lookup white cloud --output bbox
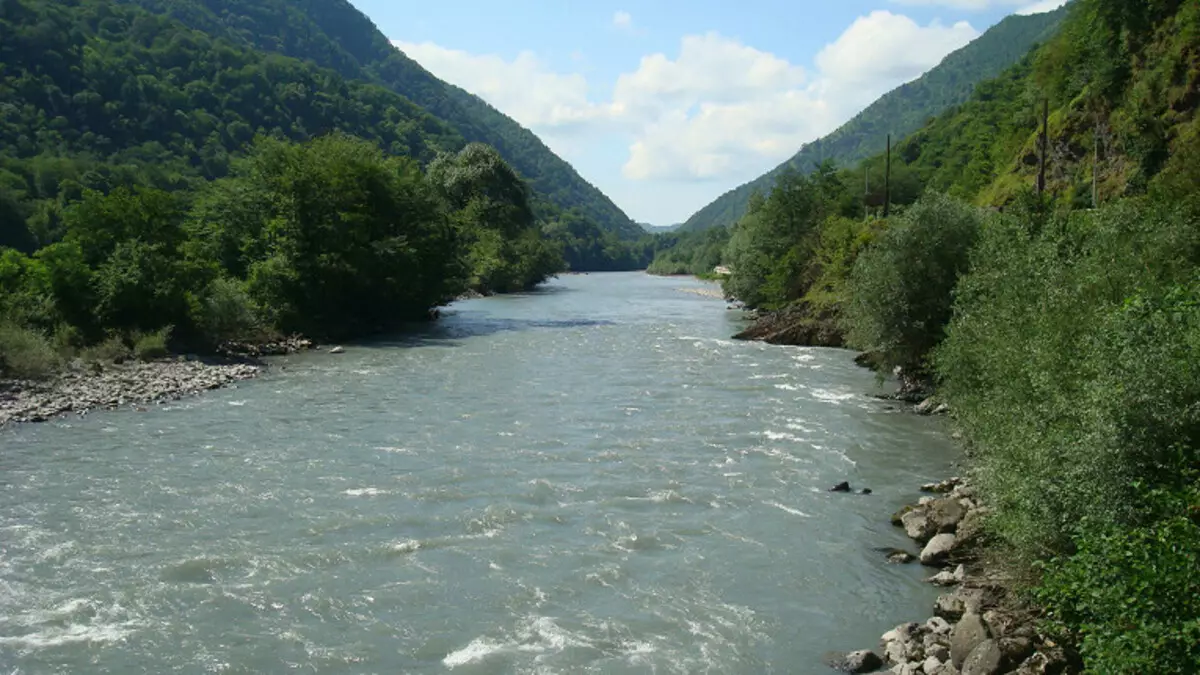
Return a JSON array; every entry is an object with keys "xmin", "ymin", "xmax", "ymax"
[
  {"xmin": 618, "ymin": 14, "xmax": 978, "ymax": 181},
  {"xmin": 613, "ymin": 10, "xmax": 632, "ymax": 30},
  {"xmin": 1015, "ymin": 0, "xmax": 1068, "ymax": 15},
  {"xmin": 392, "ymin": 9, "xmax": 986, "ymax": 216},
  {"xmin": 891, "ymin": 0, "xmax": 1065, "ymax": 11},
  {"xmin": 392, "ymin": 40, "xmax": 619, "ymax": 133}
]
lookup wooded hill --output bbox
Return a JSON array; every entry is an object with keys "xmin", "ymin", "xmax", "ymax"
[
  {"xmin": 124, "ymin": 0, "xmax": 644, "ymax": 240},
  {"xmin": 678, "ymin": 6, "xmax": 1068, "ymax": 233}
]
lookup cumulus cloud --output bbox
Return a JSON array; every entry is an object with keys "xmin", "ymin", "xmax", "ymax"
[
  {"xmin": 393, "ymin": 10, "xmax": 981, "ymax": 183},
  {"xmin": 391, "ymin": 40, "xmax": 619, "ymax": 132},
  {"xmin": 613, "ymin": 10, "xmax": 632, "ymax": 30},
  {"xmin": 891, "ymin": 0, "xmax": 1066, "ymax": 11},
  {"xmin": 1015, "ymin": 0, "xmax": 1069, "ymax": 15}
]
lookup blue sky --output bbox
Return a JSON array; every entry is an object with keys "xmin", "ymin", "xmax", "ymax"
[{"xmin": 351, "ymin": 0, "xmax": 1067, "ymax": 225}]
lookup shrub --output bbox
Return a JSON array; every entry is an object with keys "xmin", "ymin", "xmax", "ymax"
[
  {"xmin": 80, "ymin": 334, "xmax": 131, "ymax": 363},
  {"xmin": 1036, "ymin": 491, "xmax": 1200, "ymax": 674},
  {"xmin": 132, "ymin": 326, "xmax": 172, "ymax": 361},
  {"xmin": 0, "ymin": 321, "xmax": 61, "ymax": 380},
  {"xmin": 194, "ymin": 277, "xmax": 266, "ymax": 343},
  {"xmin": 846, "ymin": 192, "xmax": 983, "ymax": 376}
]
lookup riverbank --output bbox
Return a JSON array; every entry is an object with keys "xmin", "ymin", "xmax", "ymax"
[
  {"xmin": 828, "ymin": 473, "xmax": 1071, "ymax": 675},
  {"xmin": 0, "ymin": 358, "xmax": 265, "ymax": 426}
]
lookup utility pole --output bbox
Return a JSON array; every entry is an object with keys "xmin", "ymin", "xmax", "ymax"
[
  {"xmin": 1092, "ymin": 120, "xmax": 1100, "ymax": 208},
  {"xmin": 883, "ymin": 134, "xmax": 892, "ymax": 218},
  {"xmin": 1037, "ymin": 99, "xmax": 1049, "ymax": 196},
  {"xmin": 864, "ymin": 167, "xmax": 870, "ymax": 221}
]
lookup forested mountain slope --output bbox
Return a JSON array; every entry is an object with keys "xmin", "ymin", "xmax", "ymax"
[
  {"xmin": 122, "ymin": 0, "xmax": 643, "ymax": 240},
  {"xmin": 679, "ymin": 6, "xmax": 1068, "ymax": 233},
  {"xmin": 0, "ymin": 0, "xmax": 465, "ymax": 249}
]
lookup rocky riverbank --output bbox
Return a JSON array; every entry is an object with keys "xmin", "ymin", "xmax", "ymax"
[
  {"xmin": 827, "ymin": 477, "xmax": 1072, "ymax": 675},
  {"xmin": 732, "ymin": 300, "xmax": 845, "ymax": 347},
  {"xmin": 0, "ymin": 358, "xmax": 264, "ymax": 426}
]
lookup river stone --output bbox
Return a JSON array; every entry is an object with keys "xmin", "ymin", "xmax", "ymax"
[
  {"xmin": 920, "ymin": 533, "xmax": 957, "ymax": 565},
  {"xmin": 329, "ymin": 346, "xmax": 346, "ymax": 354},
  {"xmin": 830, "ymin": 481, "xmax": 852, "ymax": 492},
  {"xmin": 925, "ymin": 616, "xmax": 953, "ymax": 635},
  {"xmin": 950, "ymin": 613, "xmax": 991, "ymax": 668},
  {"xmin": 934, "ymin": 593, "xmax": 967, "ymax": 620},
  {"xmin": 825, "ymin": 649, "xmax": 883, "ymax": 673},
  {"xmin": 999, "ymin": 637, "xmax": 1035, "ymax": 664},
  {"xmin": 889, "ymin": 664, "xmax": 920, "ymax": 675},
  {"xmin": 928, "ymin": 570, "xmax": 959, "ymax": 586},
  {"xmin": 961, "ymin": 639, "xmax": 1005, "ymax": 675},
  {"xmin": 928, "ymin": 498, "xmax": 967, "ymax": 533},
  {"xmin": 901, "ymin": 508, "xmax": 936, "ymax": 541},
  {"xmin": 924, "ymin": 656, "xmax": 947, "ymax": 674}
]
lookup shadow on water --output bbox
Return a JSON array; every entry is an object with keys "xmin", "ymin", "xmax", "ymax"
[{"xmin": 359, "ymin": 311, "xmax": 617, "ymax": 350}]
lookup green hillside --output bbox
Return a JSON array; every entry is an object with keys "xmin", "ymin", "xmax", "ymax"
[
  {"xmin": 123, "ymin": 0, "xmax": 643, "ymax": 240},
  {"xmin": 695, "ymin": 0, "xmax": 1200, "ymax": 670},
  {"xmin": 678, "ymin": 6, "xmax": 1068, "ymax": 233}
]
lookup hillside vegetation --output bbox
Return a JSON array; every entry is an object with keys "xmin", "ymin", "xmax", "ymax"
[
  {"xmin": 678, "ymin": 6, "xmax": 1068, "ymax": 233},
  {"xmin": 124, "ymin": 0, "xmax": 643, "ymax": 240},
  {"xmin": 0, "ymin": 0, "xmax": 600, "ymax": 377},
  {"xmin": 699, "ymin": 0, "xmax": 1200, "ymax": 670}
]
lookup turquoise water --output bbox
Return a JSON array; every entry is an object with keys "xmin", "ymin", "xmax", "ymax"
[{"xmin": 0, "ymin": 272, "xmax": 957, "ymax": 673}]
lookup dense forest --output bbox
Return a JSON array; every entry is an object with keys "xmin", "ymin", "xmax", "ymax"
[
  {"xmin": 0, "ymin": 0, "xmax": 665, "ymax": 378},
  {"xmin": 677, "ymin": 6, "xmax": 1067, "ymax": 234},
  {"xmin": 680, "ymin": 0, "xmax": 1199, "ymax": 670},
  {"xmin": 122, "ymin": 0, "xmax": 645, "ymax": 240},
  {"xmin": 0, "ymin": 0, "xmax": 649, "ymax": 264}
]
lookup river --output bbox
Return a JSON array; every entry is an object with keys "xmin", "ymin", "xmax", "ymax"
[{"xmin": 0, "ymin": 272, "xmax": 958, "ymax": 674}]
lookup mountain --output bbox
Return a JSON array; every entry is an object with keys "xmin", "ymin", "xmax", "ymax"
[
  {"xmin": 0, "ymin": 0, "xmax": 467, "ymax": 248},
  {"xmin": 678, "ymin": 5, "xmax": 1069, "ymax": 233},
  {"xmin": 122, "ymin": 0, "xmax": 643, "ymax": 240}
]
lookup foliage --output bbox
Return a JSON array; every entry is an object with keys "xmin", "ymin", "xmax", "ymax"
[
  {"xmin": 0, "ymin": 133, "xmax": 561, "ymax": 367},
  {"xmin": 935, "ymin": 198, "xmax": 1200, "ymax": 671},
  {"xmin": 125, "ymin": 0, "xmax": 642, "ymax": 239},
  {"xmin": 428, "ymin": 143, "xmax": 564, "ymax": 293},
  {"xmin": 199, "ymin": 134, "xmax": 470, "ymax": 338},
  {"xmin": 846, "ymin": 193, "xmax": 982, "ymax": 375},
  {"xmin": 722, "ymin": 165, "xmax": 847, "ymax": 309},
  {"xmin": 0, "ymin": 321, "xmax": 60, "ymax": 379},
  {"xmin": 80, "ymin": 334, "xmax": 131, "ymax": 364},
  {"xmin": 1035, "ymin": 488, "xmax": 1200, "ymax": 675},
  {"xmin": 935, "ymin": 198, "xmax": 1200, "ymax": 552},
  {"xmin": 646, "ymin": 227, "xmax": 730, "ymax": 276},
  {"xmin": 133, "ymin": 326, "xmax": 172, "ymax": 361},
  {"xmin": 679, "ymin": 6, "xmax": 1068, "ymax": 233}
]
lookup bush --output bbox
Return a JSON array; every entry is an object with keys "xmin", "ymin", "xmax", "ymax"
[
  {"xmin": 80, "ymin": 334, "xmax": 131, "ymax": 363},
  {"xmin": 0, "ymin": 321, "xmax": 61, "ymax": 380},
  {"xmin": 132, "ymin": 326, "xmax": 172, "ymax": 361},
  {"xmin": 846, "ymin": 192, "xmax": 983, "ymax": 375},
  {"xmin": 194, "ymin": 277, "xmax": 266, "ymax": 343},
  {"xmin": 1036, "ymin": 492, "xmax": 1200, "ymax": 674},
  {"xmin": 936, "ymin": 197, "xmax": 1200, "ymax": 672}
]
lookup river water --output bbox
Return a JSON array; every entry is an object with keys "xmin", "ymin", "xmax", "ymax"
[{"xmin": 0, "ymin": 272, "xmax": 957, "ymax": 674}]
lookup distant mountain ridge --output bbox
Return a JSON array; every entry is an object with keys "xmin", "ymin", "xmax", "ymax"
[
  {"xmin": 678, "ymin": 5, "xmax": 1069, "ymax": 233},
  {"xmin": 123, "ymin": 0, "xmax": 643, "ymax": 240}
]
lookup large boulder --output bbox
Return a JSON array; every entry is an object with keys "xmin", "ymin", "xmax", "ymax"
[
  {"xmin": 927, "ymin": 498, "xmax": 967, "ymax": 533},
  {"xmin": 961, "ymin": 639, "xmax": 1005, "ymax": 675},
  {"xmin": 920, "ymin": 533, "xmax": 958, "ymax": 565},
  {"xmin": 901, "ymin": 508, "xmax": 937, "ymax": 542},
  {"xmin": 934, "ymin": 593, "xmax": 967, "ymax": 621},
  {"xmin": 950, "ymin": 613, "xmax": 991, "ymax": 669}
]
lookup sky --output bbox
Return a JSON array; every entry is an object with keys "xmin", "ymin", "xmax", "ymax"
[{"xmin": 350, "ymin": 0, "xmax": 1068, "ymax": 225}]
